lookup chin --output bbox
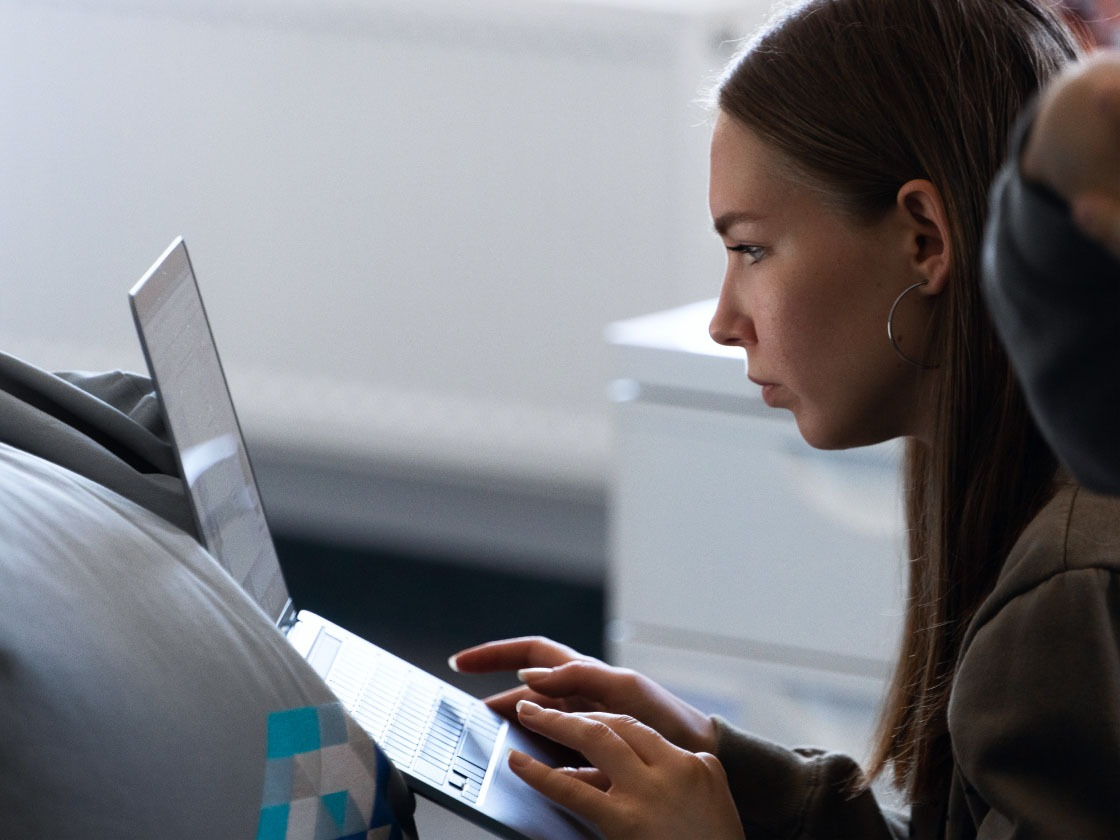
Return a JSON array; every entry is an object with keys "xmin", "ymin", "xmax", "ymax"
[
  {"xmin": 792, "ymin": 415, "xmax": 841, "ymax": 451},
  {"xmin": 794, "ymin": 414, "xmax": 893, "ymax": 452}
]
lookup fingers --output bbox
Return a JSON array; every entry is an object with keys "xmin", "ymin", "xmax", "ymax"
[
  {"xmin": 507, "ymin": 749, "xmax": 613, "ymax": 827},
  {"xmin": 695, "ymin": 751, "xmax": 731, "ymax": 784},
  {"xmin": 507, "ymin": 703, "xmax": 650, "ymax": 828},
  {"xmin": 482, "ymin": 684, "xmax": 556, "ymax": 719},
  {"xmin": 1085, "ymin": 49, "xmax": 1120, "ymax": 111},
  {"xmin": 507, "ymin": 704, "xmax": 746, "ymax": 840},
  {"xmin": 516, "ymin": 660, "xmax": 632, "ymax": 708},
  {"xmin": 1098, "ymin": 77, "xmax": 1120, "ymax": 126},
  {"xmin": 515, "ymin": 701, "xmax": 671, "ymax": 774},
  {"xmin": 1069, "ymin": 56, "xmax": 1120, "ymax": 259},
  {"xmin": 1022, "ymin": 52, "xmax": 1120, "ymax": 202},
  {"xmin": 557, "ymin": 766, "xmax": 611, "ymax": 792},
  {"xmin": 519, "ymin": 662, "xmax": 719, "ymax": 755},
  {"xmin": 1073, "ymin": 194, "xmax": 1120, "ymax": 260},
  {"xmin": 449, "ymin": 636, "xmax": 590, "ymax": 674},
  {"xmin": 515, "ymin": 702, "xmax": 630, "ymax": 776}
]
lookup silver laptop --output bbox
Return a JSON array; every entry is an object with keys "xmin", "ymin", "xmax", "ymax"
[{"xmin": 129, "ymin": 238, "xmax": 599, "ymax": 840}]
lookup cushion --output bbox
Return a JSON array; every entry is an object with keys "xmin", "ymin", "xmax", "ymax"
[{"xmin": 0, "ymin": 442, "xmax": 413, "ymax": 839}]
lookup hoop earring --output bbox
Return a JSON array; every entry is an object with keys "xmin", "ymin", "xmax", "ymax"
[{"xmin": 887, "ymin": 280, "xmax": 939, "ymax": 370}]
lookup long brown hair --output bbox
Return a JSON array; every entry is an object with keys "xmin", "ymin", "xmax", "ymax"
[{"xmin": 716, "ymin": 0, "xmax": 1078, "ymax": 803}]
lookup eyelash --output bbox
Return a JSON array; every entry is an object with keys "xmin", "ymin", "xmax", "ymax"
[{"xmin": 727, "ymin": 244, "xmax": 765, "ymax": 262}]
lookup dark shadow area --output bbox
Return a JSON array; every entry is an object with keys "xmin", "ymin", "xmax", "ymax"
[{"xmin": 275, "ymin": 533, "xmax": 605, "ymax": 698}]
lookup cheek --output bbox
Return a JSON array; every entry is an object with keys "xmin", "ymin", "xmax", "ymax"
[
  {"xmin": 773, "ymin": 287, "xmax": 848, "ymax": 353},
  {"xmin": 770, "ymin": 290, "xmax": 877, "ymax": 397}
]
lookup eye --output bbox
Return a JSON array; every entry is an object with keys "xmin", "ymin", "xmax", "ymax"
[{"xmin": 727, "ymin": 243, "xmax": 765, "ymax": 263}]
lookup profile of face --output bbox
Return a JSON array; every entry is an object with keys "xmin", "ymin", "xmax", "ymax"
[{"xmin": 707, "ymin": 111, "xmax": 950, "ymax": 450}]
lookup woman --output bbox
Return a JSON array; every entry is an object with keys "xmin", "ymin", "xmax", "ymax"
[{"xmin": 452, "ymin": 1, "xmax": 1120, "ymax": 837}]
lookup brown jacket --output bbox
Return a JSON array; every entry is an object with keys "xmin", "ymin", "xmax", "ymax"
[{"xmin": 714, "ymin": 478, "xmax": 1120, "ymax": 838}]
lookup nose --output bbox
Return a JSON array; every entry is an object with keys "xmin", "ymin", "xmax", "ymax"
[{"xmin": 709, "ymin": 279, "xmax": 755, "ymax": 348}]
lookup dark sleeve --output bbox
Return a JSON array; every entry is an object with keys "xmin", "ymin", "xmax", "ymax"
[
  {"xmin": 950, "ymin": 567, "xmax": 1120, "ymax": 838},
  {"xmin": 981, "ymin": 105, "xmax": 1120, "ymax": 495},
  {"xmin": 713, "ymin": 719, "xmax": 908, "ymax": 839}
]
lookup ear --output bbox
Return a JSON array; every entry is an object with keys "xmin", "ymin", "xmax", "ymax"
[{"xmin": 895, "ymin": 179, "xmax": 952, "ymax": 295}]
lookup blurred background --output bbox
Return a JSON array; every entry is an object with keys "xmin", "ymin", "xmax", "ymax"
[
  {"xmin": 0, "ymin": 0, "xmax": 752, "ymax": 583},
  {"xmin": 3, "ymin": 0, "xmax": 1113, "ymax": 835}
]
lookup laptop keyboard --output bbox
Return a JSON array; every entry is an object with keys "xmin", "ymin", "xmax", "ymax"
[{"xmin": 320, "ymin": 634, "xmax": 502, "ymax": 804}]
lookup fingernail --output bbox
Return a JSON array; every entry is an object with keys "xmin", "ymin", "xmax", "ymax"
[
  {"xmin": 516, "ymin": 699, "xmax": 542, "ymax": 717},
  {"xmin": 508, "ymin": 748, "xmax": 532, "ymax": 769},
  {"xmin": 517, "ymin": 667, "xmax": 550, "ymax": 683},
  {"xmin": 447, "ymin": 655, "xmax": 460, "ymax": 673}
]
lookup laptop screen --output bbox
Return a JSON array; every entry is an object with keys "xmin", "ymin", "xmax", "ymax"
[{"xmin": 130, "ymin": 238, "xmax": 292, "ymax": 625}]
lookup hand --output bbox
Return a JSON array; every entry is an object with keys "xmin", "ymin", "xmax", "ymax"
[
  {"xmin": 509, "ymin": 700, "xmax": 745, "ymax": 840},
  {"xmin": 1021, "ymin": 50, "xmax": 1120, "ymax": 258},
  {"xmin": 450, "ymin": 636, "xmax": 717, "ymax": 754}
]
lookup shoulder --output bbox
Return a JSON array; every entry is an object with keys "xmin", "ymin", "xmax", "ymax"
[
  {"xmin": 948, "ymin": 480, "xmax": 1120, "ymax": 836},
  {"xmin": 967, "ymin": 479, "xmax": 1120, "ymax": 637},
  {"xmin": 953, "ymin": 478, "xmax": 1120, "ymax": 711}
]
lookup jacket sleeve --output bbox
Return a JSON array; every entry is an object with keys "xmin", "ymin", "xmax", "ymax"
[
  {"xmin": 950, "ymin": 566, "xmax": 1120, "ymax": 838},
  {"xmin": 981, "ymin": 106, "xmax": 1120, "ymax": 495},
  {"xmin": 713, "ymin": 719, "xmax": 908, "ymax": 839}
]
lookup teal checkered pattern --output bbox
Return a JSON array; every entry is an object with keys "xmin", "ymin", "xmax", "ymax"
[{"xmin": 257, "ymin": 703, "xmax": 405, "ymax": 840}]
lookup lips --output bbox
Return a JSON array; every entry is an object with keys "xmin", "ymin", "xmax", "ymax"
[{"xmin": 747, "ymin": 374, "xmax": 780, "ymax": 407}]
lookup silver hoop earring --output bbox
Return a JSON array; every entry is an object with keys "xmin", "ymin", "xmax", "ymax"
[{"xmin": 887, "ymin": 280, "xmax": 939, "ymax": 370}]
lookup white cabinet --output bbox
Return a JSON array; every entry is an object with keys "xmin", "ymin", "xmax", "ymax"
[{"xmin": 607, "ymin": 300, "xmax": 907, "ymax": 761}]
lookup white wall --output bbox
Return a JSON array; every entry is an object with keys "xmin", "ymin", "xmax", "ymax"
[{"xmin": 0, "ymin": 0, "xmax": 768, "ymax": 569}]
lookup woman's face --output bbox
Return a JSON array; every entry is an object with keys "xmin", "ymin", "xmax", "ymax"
[{"xmin": 708, "ymin": 111, "xmax": 935, "ymax": 450}]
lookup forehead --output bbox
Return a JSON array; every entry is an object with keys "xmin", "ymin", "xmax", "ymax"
[{"xmin": 709, "ymin": 112, "xmax": 802, "ymax": 217}]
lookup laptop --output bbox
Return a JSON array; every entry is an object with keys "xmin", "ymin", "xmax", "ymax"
[{"xmin": 129, "ymin": 238, "xmax": 600, "ymax": 840}]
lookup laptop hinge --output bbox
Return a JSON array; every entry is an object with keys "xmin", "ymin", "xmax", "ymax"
[{"xmin": 277, "ymin": 599, "xmax": 298, "ymax": 632}]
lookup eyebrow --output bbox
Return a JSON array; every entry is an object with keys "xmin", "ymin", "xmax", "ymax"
[{"xmin": 712, "ymin": 210, "xmax": 764, "ymax": 237}]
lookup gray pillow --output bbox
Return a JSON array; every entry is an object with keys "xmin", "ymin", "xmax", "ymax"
[{"xmin": 0, "ymin": 442, "xmax": 411, "ymax": 839}]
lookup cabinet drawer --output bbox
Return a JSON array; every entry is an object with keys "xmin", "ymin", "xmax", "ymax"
[
  {"xmin": 610, "ymin": 400, "xmax": 906, "ymax": 665},
  {"xmin": 612, "ymin": 637, "xmax": 888, "ymax": 764}
]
